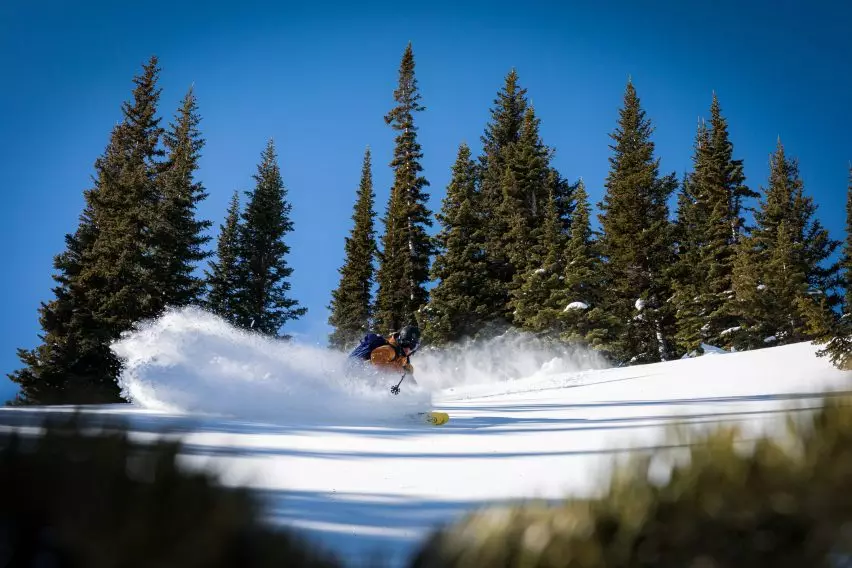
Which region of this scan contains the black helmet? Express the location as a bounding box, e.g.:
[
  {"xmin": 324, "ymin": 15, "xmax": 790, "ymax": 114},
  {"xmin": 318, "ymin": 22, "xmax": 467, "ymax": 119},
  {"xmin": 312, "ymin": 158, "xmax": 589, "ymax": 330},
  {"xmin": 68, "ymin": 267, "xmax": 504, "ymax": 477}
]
[{"xmin": 396, "ymin": 325, "xmax": 421, "ymax": 350}]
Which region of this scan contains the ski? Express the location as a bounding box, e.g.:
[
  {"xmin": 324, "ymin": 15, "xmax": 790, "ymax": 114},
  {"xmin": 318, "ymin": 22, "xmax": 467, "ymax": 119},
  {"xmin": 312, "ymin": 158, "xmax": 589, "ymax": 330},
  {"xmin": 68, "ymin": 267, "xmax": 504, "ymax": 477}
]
[{"xmin": 418, "ymin": 411, "xmax": 449, "ymax": 426}]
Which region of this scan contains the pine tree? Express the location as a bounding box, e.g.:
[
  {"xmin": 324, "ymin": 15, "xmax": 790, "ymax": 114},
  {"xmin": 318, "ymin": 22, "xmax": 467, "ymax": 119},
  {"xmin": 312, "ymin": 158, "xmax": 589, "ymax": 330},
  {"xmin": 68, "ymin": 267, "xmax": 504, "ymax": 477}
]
[
  {"xmin": 232, "ymin": 139, "xmax": 306, "ymax": 337},
  {"xmin": 422, "ymin": 143, "xmax": 491, "ymax": 344},
  {"xmin": 597, "ymin": 79, "xmax": 678, "ymax": 364},
  {"xmin": 559, "ymin": 180, "xmax": 616, "ymax": 351},
  {"xmin": 510, "ymin": 106, "xmax": 552, "ymax": 275},
  {"xmin": 374, "ymin": 43, "xmax": 433, "ymax": 333},
  {"xmin": 327, "ymin": 148, "xmax": 377, "ymax": 350},
  {"xmin": 152, "ymin": 86, "xmax": 212, "ymax": 310},
  {"xmin": 10, "ymin": 56, "xmax": 166, "ymax": 404},
  {"xmin": 670, "ymin": 157, "xmax": 706, "ymax": 353},
  {"xmin": 205, "ymin": 191, "xmax": 242, "ymax": 324},
  {"xmin": 730, "ymin": 140, "xmax": 839, "ymax": 350},
  {"xmin": 510, "ymin": 183, "xmax": 566, "ymax": 334},
  {"xmin": 8, "ymin": 200, "xmax": 101, "ymax": 404},
  {"xmin": 549, "ymin": 168, "xmax": 577, "ymax": 237},
  {"xmin": 473, "ymin": 78, "xmax": 568, "ymax": 332},
  {"xmin": 672, "ymin": 95, "xmax": 758, "ymax": 354},
  {"xmin": 812, "ymin": 165, "xmax": 852, "ymax": 368},
  {"xmin": 475, "ymin": 70, "xmax": 529, "ymax": 326}
]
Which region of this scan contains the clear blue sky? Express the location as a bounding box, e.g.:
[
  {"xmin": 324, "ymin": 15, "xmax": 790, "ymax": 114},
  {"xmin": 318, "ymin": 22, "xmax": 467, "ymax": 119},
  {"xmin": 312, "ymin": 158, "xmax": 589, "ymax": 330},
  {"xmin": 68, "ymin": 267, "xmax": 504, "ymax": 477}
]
[{"xmin": 1, "ymin": 0, "xmax": 850, "ymax": 402}]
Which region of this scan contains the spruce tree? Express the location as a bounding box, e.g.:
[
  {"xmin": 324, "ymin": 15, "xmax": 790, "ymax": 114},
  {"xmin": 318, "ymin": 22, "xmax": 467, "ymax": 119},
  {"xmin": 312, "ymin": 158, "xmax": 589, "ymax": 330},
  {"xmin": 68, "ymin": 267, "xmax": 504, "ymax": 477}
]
[
  {"xmin": 232, "ymin": 139, "xmax": 306, "ymax": 337},
  {"xmin": 152, "ymin": 86, "xmax": 212, "ymax": 310},
  {"xmin": 559, "ymin": 180, "xmax": 616, "ymax": 351},
  {"xmin": 474, "ymin": 80, "xmax": 568, "ymax": 331},
  {"xmin": 374, "ymin": 43, "xmax": 433, "ymax": 333},
  {"xmin": 670, "ymin": 158, "xmax": 706, "ymax": 353},
  {"xmin": 672, "ymin": 95, "xmax": 758, "ymax": 353},
  {"xmin": 422, "ymin": 143, "xmax": 491, "ymax": 344},
  {"xmin": 10, "ymin": 56, "xmax": 165, "ymax": 404},
  {"xmin": 510, "ymin": 106, "xmax": 552, "ymax": 276},
  {"xmin": 597, "ymin": 79, "xmax": 678, "ymax": 364},
  {"xmin": 205, "ymin": 191, "xmax": 242, "ymax": 324},
  {"xmin": 8, "ymin": 198, "xmax": 101, "ymax": 404},
  {"xmin": 730, "ymin": 141, "xmax": 839, "ymax": 350},
  {"xmin": 510, "ymin": 184, "xmax": 566, "ymax": 334},
  {"xmin": 327, "ymin": 148, "xmax": 377, "ymax": 350},
  {"xmin": 475, "ymin": 70, "xmax": 529, "ymax": 326},
  {"xmin": 811, "ymin": 165, "xmax": 852, "ymax": 368}
]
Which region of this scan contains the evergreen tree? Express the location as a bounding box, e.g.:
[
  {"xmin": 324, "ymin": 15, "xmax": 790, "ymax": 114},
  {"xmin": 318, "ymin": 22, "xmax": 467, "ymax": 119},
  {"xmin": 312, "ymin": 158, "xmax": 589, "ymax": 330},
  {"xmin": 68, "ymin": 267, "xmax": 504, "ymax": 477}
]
[
  {"xmin": 374, "ymin": 43, "xmax": 433, "ymax": 333},
  {"xmin": 510, "ymin": 106, "xmax": 553, "ymax": 276},
  {"xmin": 597, "ymin": 79, "xmax": 678, "ymax": 364},
  {"xmin": 232, "ymin": 140, "xmax": 306, "ymax": 337},
  {"xmin": 205, "ymin": 191, "xmax": 242, "ymax": 324},
  {"xmin": 10, "ymin": 56, "xmax": 165, "ymax": 404},
  {"xmin": 473, "ymin": 79, "xmax": 569, "ymax": 331},
  {"xmin": 8, "ymin": 198, "xmax": 101, "ymax": 404},
  {"xmin": 510, "ymin": 183, "xmax": 566, "ymax": 334},
  {"xmin": 559, "ymin": 180, "xmax": 616, "ymax": 351},
  {"xmin": 672, "ymin": 95, "xmax": 758, "ymax": 353},
  {"xmin": 670, "ymin": 162, "xmax": 706, "ymax": 353},
  {"xmin": 812, "ymin": 165, "xmax": 852, "ymax": 368},
  {"xmin": 152, "ymin": 86, "xmax": 212, "ymax": 310},
  {"xmin": 730, "ymin": 141, "xmax": 839, "ymax": 350},
  {"xmin": 327, "ymin": 148, "xmax": 377, "ymax": 350},
  {"xmin": 475, "ymin": 70, "xmax": 529, "ymax": 326},
  {"xmin": 422, "ymin": 143, "xmax": 491, "ymax": 344},
  {"xmin": 549, "ymin": 168, "xmax": 577, "ymax": 236}
]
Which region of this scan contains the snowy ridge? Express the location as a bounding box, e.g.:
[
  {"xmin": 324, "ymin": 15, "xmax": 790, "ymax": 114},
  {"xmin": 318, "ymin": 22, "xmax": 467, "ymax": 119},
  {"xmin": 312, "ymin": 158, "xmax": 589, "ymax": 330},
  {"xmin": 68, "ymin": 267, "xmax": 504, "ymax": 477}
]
[{"xmin": 0, "ymin": 308, "xmax": 850, "ymax": 566}]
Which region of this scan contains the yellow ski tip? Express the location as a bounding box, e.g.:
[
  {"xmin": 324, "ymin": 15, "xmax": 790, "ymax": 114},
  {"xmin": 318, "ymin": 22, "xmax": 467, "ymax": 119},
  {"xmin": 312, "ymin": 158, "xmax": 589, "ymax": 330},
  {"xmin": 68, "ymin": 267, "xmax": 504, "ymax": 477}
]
[{"xmin": 426, "ymin": 411, "xmax": 449, "ymax": 426}]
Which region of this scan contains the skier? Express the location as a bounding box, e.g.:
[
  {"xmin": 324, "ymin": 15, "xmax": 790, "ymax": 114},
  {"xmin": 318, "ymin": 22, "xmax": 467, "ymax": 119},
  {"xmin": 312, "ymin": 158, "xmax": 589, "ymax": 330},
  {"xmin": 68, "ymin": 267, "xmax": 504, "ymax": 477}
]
[{"xmin": 348, "ymin": 325, "xmax": 421, "ymax": 394}]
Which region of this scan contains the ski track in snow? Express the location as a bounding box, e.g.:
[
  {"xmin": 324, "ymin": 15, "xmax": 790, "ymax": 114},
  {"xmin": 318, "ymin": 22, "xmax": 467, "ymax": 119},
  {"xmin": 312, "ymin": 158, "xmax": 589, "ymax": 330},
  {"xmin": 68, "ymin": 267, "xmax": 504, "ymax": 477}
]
[{"xmin": 1, "ymin": 308, "xmax": 851, "ymax": 567}]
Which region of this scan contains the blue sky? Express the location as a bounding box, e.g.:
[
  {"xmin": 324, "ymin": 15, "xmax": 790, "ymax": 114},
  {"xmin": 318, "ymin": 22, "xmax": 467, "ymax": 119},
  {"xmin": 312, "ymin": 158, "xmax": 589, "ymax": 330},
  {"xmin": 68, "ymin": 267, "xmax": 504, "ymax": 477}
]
[{"xmin": 1, "ymin": 0, "xmax": 850, "ymax": 402}]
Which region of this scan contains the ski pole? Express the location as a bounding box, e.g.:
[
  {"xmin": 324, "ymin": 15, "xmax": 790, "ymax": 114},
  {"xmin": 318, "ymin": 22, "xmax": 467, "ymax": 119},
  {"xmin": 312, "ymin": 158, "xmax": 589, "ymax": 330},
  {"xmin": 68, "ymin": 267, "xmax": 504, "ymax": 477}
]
[{"xmin": 391, "ymin": 372, "xmax": 406, "ymax": 395}]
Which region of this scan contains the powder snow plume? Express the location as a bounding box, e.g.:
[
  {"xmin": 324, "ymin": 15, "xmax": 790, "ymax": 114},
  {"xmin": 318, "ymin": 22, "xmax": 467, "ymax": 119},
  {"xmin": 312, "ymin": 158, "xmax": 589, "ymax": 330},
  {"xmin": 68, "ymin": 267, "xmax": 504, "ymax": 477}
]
[
  {"xmin": 110, "ymin": 307, "xmax": 431, "ymax": 424},
  {"xmin": 407, "ymin": 328, "xmax": 610, "ymax": 391}
]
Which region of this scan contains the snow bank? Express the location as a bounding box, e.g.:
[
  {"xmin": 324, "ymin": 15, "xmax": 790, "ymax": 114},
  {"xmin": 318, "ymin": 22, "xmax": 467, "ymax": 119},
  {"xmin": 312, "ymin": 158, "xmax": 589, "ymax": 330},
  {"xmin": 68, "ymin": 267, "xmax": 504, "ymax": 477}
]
[{"xmin": 111, "ymin": 307, "xmax": 430, "ymax": 424}]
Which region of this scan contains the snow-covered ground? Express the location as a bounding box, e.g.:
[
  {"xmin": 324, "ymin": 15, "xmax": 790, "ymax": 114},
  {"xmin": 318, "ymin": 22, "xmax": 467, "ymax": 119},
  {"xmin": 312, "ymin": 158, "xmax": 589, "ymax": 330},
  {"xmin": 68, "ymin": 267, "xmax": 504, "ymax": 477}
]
[{"xmin": 0, "ymin": 307, "xmax": 850, "ymax": 567}]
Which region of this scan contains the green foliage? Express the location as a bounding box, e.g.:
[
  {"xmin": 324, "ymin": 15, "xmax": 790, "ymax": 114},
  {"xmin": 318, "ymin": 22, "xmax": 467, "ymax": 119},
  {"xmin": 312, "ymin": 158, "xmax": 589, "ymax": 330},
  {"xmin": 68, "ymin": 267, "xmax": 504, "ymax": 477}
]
[
  {"xmin": 205, "ymin": 191, "xmax": 243, "ymax": 324},
  {"xmin": 231, "ymin": 140, "xmax": 306, "ymax": 337},
  {"xmin": 0, "ymin": 412, "xmax": 340, "ymax": 567},
  {"xmin": 671, "ymin": 96, "xmax": 758, "ymax": 354},
  {"xmin": 328, "ymin": 148, "xmax": 377, "ymax": 350},
  {"xmin": 510, "ymin": 184, "xmax": 566, "ymax": 334},
  {"xmin": 411, "ymin": 395, "xmax": 852, "ymax": 567},
  {"xmin": 559, "ymin": 181, "xmax": 617, "ymax": 353},
  {"xmin": 374, "ymin": 43, "xmax": 433, "ymax": 333},
  {"xmin": 597, "ymin": 80, "xmax": 678, "ymax": 364},
  {"xmin": 422, "ymin": 143, "xmax": 492, "ymax": 344},
  {"xmin": 10, "ymin": 56, "xmax": 167, "ymax": 404},
  {"xmin": 473, "ymin": 79, "xmax": 572, "ymax": 334},
  {"xmin": 151, "ymin": 86, "xmax": 212, "ymax": 310},
  {"xmin": 731, "ymin": 141, "xmax": 839, "ymax": 350},
  {"xmin": 812, "ymin": 165, "xmax": 852, "ymax": 369},
  {"xmin": 475, "ymin": 70, "xmax": 529, "ymax": 328}
]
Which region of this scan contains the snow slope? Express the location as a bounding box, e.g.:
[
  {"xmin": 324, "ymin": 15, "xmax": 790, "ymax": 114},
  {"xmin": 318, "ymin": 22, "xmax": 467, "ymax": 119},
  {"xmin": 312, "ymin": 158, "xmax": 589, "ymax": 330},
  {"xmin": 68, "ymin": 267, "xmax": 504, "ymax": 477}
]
[{"xmin": 1, "ymin": 308, "xmax": 850, "ymax": 567}]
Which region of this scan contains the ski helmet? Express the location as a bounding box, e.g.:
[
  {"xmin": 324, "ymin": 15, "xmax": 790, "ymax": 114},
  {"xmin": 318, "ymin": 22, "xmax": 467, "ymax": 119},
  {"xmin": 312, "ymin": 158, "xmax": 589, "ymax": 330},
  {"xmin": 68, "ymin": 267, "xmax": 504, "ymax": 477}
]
[{"xmin": 397, "ymin": 325, "xmax": 421, "ymax": 350}]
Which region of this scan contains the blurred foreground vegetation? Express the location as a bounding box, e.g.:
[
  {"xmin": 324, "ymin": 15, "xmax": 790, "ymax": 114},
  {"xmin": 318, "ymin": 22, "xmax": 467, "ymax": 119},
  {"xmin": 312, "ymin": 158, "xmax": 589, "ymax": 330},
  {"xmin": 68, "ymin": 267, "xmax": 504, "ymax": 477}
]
[
  {"xmin": 5, "ymin": 394, "xmax": 852, "ymax": 567},
  {"xmin": 411, "ymin": 394, "xmax": 852, "ymax": 567},
  {"xmin": 0, "ymin": 413, "xmax": 340, "ymax": 567}
]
